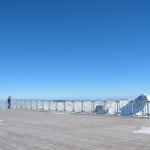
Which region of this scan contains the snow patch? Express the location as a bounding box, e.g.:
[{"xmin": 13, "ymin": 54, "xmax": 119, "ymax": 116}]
[
  {"xmin": 134, "ymin": 127, "xmax": 150, "ymax": 135},
  {"xmin": 0, "ymin": 119, "xmax": 3, "ymax": 122},
  {"xmin": 52, "ymin": 112, "xmax": 69, "ymax": 115}
]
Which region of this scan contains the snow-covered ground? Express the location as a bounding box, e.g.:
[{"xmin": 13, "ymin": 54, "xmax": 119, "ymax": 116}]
[
  {"xmin": 134, "ymin": 127, "xmax": 150, "ymax": 134},
  {"xmin": 1, "ymin": 109, "xmax": 150, "ymax": 150}
]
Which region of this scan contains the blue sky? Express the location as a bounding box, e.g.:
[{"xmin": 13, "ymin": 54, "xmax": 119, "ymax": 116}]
[{"xmin": 0, "ymin": 0, "xmax": 150, "ymax": 99}]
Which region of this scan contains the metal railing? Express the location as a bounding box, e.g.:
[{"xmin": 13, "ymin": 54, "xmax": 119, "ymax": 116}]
[{"xmin": 1, "ymin": 99, "xmax": 150, "ymax": 118}]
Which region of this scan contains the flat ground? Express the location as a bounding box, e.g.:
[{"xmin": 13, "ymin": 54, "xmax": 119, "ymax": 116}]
[{"xmin": 0, "ymin": 110, "xmax": 150, "ymax": 150}]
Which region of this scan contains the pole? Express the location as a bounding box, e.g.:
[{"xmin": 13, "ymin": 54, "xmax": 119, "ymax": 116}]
[
  {"xmin": 48, "ymin": 100, "xmax": 51, "ymax": 111},
  {"xmin": 16, "ymin": 100, "xmax": 18, "ymax": 108},
  {"xmin": 115, "ymin": 100, "xmax": 120, "ymax": 116},
  {"xmin": 147, "ymin": 101, "xmax": 150, "ymax": 118},
  {"xmin": 55, "ymin": 101, "xmax": 58, "ymax": 111},
  {"xmin": 64, "ymin": 101, "xmax": 66, "ymax": 112},
  {"xmin": 130, "ymin": 100, "xmax": 134, "ymax": 116},
  {"xmin": 72, "ymin": 101, "xmax": 75, "ymax": 113},
  {"xmin": 36, "ymin": 100, "xmax": 38, "ymax": 110},
  {"xmin": 42, "ymin": 100, "xmax": 44, "ymax": 111},
  {"xmin": 81, "ymin": 100, "xmax": 84, "ymax": 114},
  {"xmin": 25, "ymin": 100, "xmax": 27, "ymax": 109},
  {"xmin": 92, "ymin": 101, "xmax": 95, "ymax": 116},
  {"xmin": 30, "ymin": 100, "xmax": 32, "ymax": 109}
]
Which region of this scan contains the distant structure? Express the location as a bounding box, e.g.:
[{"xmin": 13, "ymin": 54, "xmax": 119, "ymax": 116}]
[
  {"xmin": 135, "ymin": 94, "xmax": 150, "ymax": 101},
  {"xmin": 121, "ymin": 94, "xmax": 150, "ymax": 116}
]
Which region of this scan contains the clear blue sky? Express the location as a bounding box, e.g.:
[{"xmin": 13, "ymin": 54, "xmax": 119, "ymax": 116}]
[{"xmin": 0, "ymin": 0, "xmax": 150, "ymax": 99}]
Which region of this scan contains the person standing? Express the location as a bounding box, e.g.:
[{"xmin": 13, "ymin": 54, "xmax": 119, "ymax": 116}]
[{"xmin": 7, "ymin": 96, "xmax": 11, "ymax": 109}]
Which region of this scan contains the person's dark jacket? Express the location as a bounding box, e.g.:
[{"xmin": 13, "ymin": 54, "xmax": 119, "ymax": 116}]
[{"xmin": 8, "ymin": 97, "xmax": 11, "ymax": 103}]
